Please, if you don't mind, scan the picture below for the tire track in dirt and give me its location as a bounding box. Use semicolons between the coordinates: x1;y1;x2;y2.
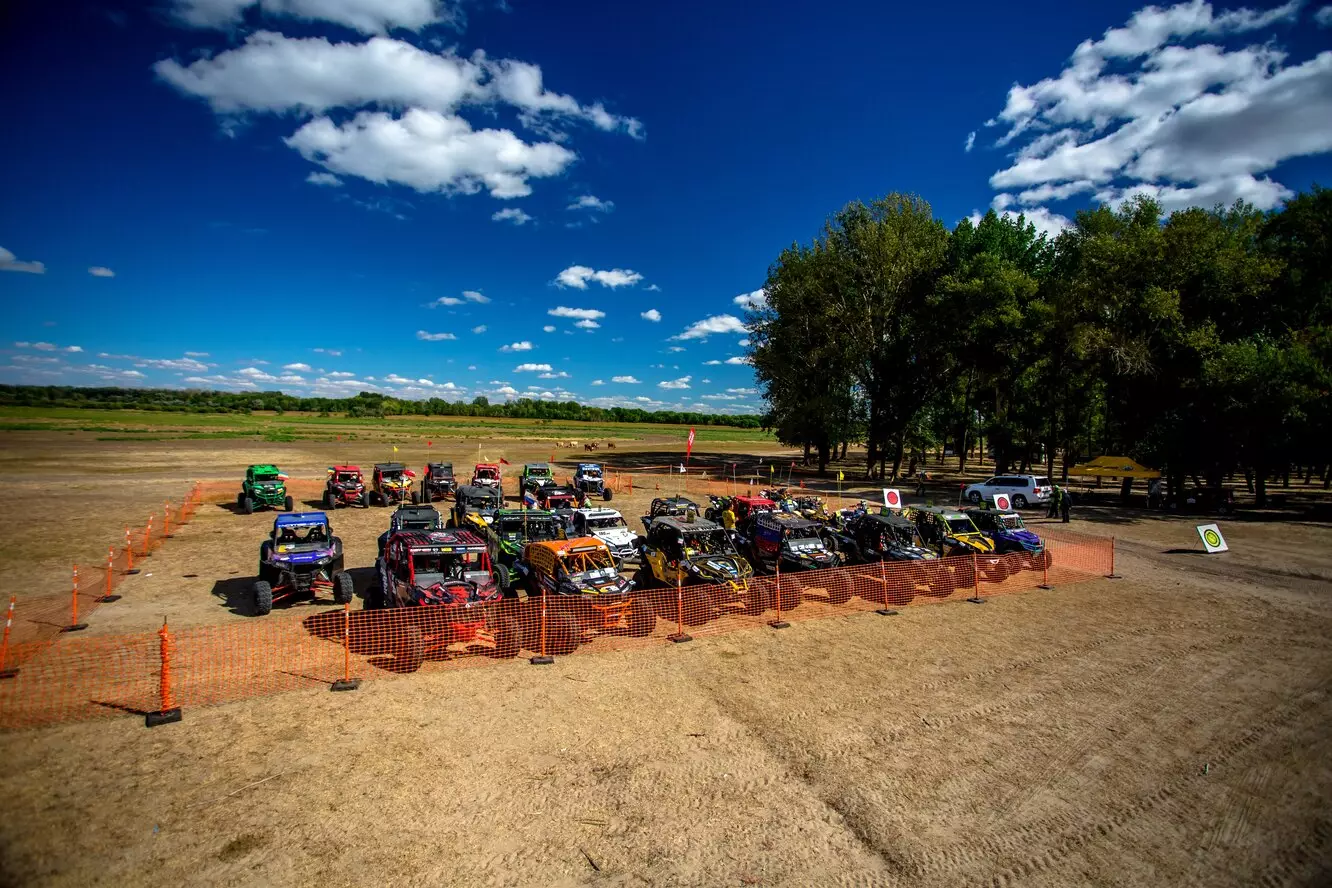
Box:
1251;818;1332;888
911;682;1332;887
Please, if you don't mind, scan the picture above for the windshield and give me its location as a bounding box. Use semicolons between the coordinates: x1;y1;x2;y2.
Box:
587;515;627;530
275;525;329;546
946;517;978;535
335;473;359;484
254;473;281;484
475;467;499;478
412;550;483;587
1000;514;1025;530
558;549;616;578
1036;477;1050;487
527;467;551;478
382;472;405;482
462;494;496;508
886;525;918;547
682;529;732;555
581;469;602;478
496;517;559;539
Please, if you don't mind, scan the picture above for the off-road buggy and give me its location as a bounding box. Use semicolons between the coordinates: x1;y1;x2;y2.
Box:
573;462;612;502
966;506;1050;570
640;496;702;534
377;504;443;556
238;464;292;514
519;463;556;498
906;505;1007;584
420;462;457;502
252;512;352;615
513;538;652;653
371;462;416;506
471;462;502;491
635;514;765;623
462;507;564;594
535;484;580;513
827;512;938;565
450;484;503;528
569;507;638;563
743;512;841;577
369;529;518;670
324;465;369;509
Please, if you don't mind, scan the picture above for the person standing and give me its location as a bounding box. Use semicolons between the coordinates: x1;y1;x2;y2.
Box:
1047;485;1061;519
1060;486;1073;523
720;504;736;531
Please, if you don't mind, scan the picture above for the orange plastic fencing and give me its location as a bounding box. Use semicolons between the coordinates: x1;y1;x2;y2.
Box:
2;484;204;662
0;528;1114;730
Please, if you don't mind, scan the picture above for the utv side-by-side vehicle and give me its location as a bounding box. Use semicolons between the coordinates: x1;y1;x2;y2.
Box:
372;462;416;506
238;464;292;514
513;538;653;653
534;484;580;513
640;496;702;534
519;463;556;496
743;512;841;576
828;512;938;565
369;529;518;669
635;514;765;623
471;463;502;491
420;462;457;502
569;507;638;563
450;484;503;528
252;512;353;615
324;465;370;509
462;507;565;593
377;504;443;556
907;505;1009;584
965;506;1051;569
573;463;612;502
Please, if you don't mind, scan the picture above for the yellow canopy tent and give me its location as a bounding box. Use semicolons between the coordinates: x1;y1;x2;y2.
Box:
1068;456;1161;480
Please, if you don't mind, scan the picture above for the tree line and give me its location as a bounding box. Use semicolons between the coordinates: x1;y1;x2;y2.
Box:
749;187;1331;506
0;386;764;429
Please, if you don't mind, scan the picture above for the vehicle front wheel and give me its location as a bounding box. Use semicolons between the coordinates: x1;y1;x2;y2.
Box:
284;495;294;512
397;626;424;673
242;496;254;515
359;490;370;508
494;563;512;596
546;610;580;656
967;491;982;504
253;580;273;615
411;490;420;505
332;571;354;604
323;490;334;510
603;489;613;502
1013;495;1028;508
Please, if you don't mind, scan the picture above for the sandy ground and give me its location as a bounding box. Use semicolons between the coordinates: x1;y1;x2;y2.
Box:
1;432;1331;887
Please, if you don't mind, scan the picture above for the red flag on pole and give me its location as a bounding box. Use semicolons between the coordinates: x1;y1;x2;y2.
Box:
686;427;695;468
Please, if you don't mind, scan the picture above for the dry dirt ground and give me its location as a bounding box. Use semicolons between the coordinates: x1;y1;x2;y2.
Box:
1;432;1331;887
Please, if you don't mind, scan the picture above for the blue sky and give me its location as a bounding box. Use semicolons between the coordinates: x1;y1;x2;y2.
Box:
2;0;1330;414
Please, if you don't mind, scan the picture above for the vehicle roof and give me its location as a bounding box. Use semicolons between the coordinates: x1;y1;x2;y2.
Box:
577;463;602;470
392;505;439;518
734;496;777;507
375;462;406;472
914;505;969;519
331;465;360;472
859;512;915;529
652;496;698;507
248;464;280;472
574;507;622;519
970;506;1021;518
392;529;486;551
529;536;609;555
654;515;721;533
455;484;501;499
493;508;557;519
275;511;328;527
474;462;500;470
757;512;819;529
427;462;452;471
523;462;551;470
541;485;578;496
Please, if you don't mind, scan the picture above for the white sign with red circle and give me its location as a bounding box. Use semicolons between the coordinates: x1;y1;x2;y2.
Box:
882;488;902;509
993;493;1012;511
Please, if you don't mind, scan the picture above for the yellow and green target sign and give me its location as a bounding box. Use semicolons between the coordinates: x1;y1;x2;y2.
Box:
1197;523;1228;553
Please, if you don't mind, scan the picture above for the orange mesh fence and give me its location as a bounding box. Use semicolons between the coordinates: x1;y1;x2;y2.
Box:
0;530;1115;730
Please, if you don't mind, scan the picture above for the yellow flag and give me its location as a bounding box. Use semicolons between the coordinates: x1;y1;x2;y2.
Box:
392;445;399;453
838;471;844;481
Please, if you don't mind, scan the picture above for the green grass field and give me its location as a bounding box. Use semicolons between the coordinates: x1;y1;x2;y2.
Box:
0;407;774;444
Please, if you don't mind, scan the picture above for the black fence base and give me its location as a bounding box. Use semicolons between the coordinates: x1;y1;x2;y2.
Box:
668;633;693;644
529;655;555;665
0;668;18;680
966;596;986;605
768;620;791;630
124;569;141;576
96;594;122;603
145;707;182;728
1037;584;1054;591
331;679;361;692
1105;574;1122;579
62;623;88;632
875;608;898;616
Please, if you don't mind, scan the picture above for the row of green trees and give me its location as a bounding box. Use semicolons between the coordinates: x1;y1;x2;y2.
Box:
0;386;764;429
750;188;1331;505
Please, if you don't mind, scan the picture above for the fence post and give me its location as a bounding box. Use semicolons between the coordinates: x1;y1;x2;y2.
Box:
875;558;897;616
1106;536;1121;579
146;618;182;727
0;596;17;679
668;574;692;643
530;593;553;665
1038;545;1053;590
124;527;139;575
768;559;790;629
140;517;153;558
331;601;361;691
163;501;172;538
98;547;122;603
966;552;986;604
63;565;88;632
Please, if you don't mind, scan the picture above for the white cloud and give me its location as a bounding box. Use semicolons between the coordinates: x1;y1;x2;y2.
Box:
286;109;576;199
472;324;487;334
667;345;685;352
500;341;533;352
88;266;115;278
135;357;211;372
611;375;639;384
640;308;661;322
981;2;1328;213
417;330;457;341
553;266;643;289
733;289;767;310
567;194;614;212
432;296;463;306
700;378;710;384
0;247;45;274
738;339;751;347
542;324;556;332
538;371;571;379
462;290;489;303
312;347;342;356
514;362;552;372
495;385;519;396
1317;5;1332;27
724;356;751;365
701;393;739;400
15;341;81;353
590;379;604;385
328;370;355;378
704;360;721;366
184;351;210;357
305;171;342;186
967;206;1072;240
547;305;606;320
238;366;277;381
467;364;477;370
658;376;691;390
491;207;532;225
964;131;976;152
672;314;747;340
166;0;452;33
284;362;313;371
574;319;600;330
727;387;757;395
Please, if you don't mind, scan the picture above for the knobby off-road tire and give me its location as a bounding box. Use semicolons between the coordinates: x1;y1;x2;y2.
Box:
546;610;580;656
494;564;512;596
253;580;273;616
323;490;335;510
603;489;613;502
242;496;254;515
492;609;520;658
284;495;294;512
332;571;354;605
359;490;370;508
398;626;425;673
